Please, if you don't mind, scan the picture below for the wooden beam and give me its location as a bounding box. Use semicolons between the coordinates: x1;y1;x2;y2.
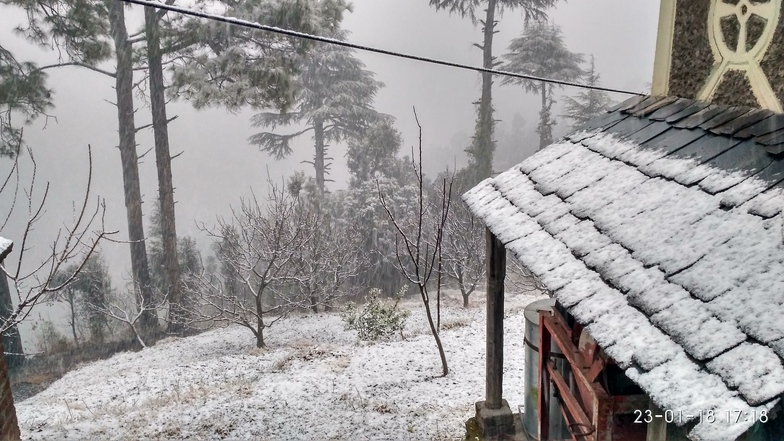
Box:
539;311;551;441
485;228;506;409
548;360;595;441
587;357;605;384
543;312;612;420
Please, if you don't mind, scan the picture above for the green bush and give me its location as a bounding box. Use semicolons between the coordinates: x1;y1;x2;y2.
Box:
341;287;409;341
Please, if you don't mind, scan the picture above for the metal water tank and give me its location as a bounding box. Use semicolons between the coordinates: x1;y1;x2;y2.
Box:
523;298;571;440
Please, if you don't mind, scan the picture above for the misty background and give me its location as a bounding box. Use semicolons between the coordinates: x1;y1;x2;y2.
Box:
0;0;658;348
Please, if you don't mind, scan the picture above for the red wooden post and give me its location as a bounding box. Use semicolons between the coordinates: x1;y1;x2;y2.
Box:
539;311;551;440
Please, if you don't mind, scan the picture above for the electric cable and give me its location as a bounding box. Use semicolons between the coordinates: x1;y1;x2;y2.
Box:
117;0;646;96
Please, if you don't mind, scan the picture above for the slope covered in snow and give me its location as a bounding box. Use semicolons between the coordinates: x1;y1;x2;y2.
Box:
17;291;541;440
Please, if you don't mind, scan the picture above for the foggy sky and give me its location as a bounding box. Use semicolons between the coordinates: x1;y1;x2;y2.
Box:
0;0;659;344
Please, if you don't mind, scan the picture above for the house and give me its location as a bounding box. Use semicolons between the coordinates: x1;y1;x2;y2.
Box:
464;1;784;440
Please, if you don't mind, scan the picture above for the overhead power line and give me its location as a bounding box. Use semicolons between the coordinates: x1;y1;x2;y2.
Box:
118;0;645;96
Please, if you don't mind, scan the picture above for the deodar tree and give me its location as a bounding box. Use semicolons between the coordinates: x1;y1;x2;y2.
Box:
428;0;559;182
501;20;583;150
0;45;53;156
562;55;614;129
248;29;383;193
7;0;160;332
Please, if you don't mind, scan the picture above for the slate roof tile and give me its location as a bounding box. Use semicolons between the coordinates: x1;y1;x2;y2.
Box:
627;281;691;316
673;105;726;129
541;212;580;236
734;113;784;138
555;275;604;308
706;343;784;405
553;219;613;258
625;353;740;421
664;101;711;123
569;285;628;324
519;141;574;174
648;98;695;120
566;167;649;219
506;230;571;277
462;98;784;441
650;298;746;361
711;109;774;136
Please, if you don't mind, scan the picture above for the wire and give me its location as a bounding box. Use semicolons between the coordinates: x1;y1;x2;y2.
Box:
118;0;646;96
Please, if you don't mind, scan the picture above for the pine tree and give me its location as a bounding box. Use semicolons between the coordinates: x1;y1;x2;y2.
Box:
562;56;614;129
249;30;383;193
428;0;560;182
0;46;52;156
7;0;160;331
74;253;111;345
346;119;403;188
501;21;583;150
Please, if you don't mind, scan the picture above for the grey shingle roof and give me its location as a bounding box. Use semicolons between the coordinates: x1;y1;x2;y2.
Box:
463;96;784;441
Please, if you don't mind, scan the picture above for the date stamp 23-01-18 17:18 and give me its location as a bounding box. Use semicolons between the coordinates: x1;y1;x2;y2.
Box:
633;409;769;425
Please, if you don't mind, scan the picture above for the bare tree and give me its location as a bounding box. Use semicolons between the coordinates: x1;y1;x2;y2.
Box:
378;111;451;377
184;185;315;348
0;146;115;351
84;284;167;348
442;201;485;308
506;259;548;296
288;186;363;313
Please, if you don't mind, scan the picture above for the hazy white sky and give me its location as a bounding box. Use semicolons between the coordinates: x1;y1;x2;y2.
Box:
0;0;659;339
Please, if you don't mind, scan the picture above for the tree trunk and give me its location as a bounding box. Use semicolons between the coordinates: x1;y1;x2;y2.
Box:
472;0;498;180
421;289;449;376
0;260;23;369
461;286;469;308
144;7;182;334
310;296;319;313
314;118;326;193
108;0;158;333
539;81;548;151
69;295;79;349
255;293;265;348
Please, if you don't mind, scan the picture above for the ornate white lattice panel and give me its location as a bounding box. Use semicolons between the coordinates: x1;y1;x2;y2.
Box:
698;0;783;111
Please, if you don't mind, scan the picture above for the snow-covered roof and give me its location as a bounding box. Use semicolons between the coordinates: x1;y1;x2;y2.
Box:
463;96;784;441
0;237;12;261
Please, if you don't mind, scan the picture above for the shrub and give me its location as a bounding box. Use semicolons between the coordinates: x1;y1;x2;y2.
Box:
341;287;409;341
34;320;71;355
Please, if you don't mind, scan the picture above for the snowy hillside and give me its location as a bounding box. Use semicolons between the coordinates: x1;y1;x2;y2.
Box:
16;291;541;440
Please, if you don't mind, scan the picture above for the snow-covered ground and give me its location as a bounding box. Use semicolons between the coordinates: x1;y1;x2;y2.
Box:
17;290;543;440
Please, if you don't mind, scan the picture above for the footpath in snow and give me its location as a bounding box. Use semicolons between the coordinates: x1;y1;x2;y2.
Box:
17;291;542;440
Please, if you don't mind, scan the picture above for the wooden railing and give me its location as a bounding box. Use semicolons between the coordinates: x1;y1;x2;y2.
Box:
538;308;648;441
